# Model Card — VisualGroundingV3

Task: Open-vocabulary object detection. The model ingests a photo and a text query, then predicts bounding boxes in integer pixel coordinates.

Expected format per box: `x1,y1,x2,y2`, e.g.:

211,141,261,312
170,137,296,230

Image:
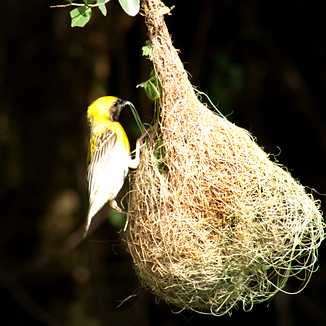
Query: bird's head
87,96,130,126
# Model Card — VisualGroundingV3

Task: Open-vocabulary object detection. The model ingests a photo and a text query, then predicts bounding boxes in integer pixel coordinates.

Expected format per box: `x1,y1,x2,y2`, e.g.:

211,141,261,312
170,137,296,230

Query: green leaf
136,81,147,88
70,7,92,27
137,79,160,101
149,68,156,78
142,40,153,58
137,68,161,101
141,44,151,57
118,0,140,16
84,0,95,4
97,0,107,16
145,80,160,101
99,5,107,16
154,138,166,172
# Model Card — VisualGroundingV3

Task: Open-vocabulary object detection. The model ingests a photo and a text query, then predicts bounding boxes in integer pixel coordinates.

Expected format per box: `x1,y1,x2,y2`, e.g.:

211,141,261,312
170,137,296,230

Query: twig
50,0,111,9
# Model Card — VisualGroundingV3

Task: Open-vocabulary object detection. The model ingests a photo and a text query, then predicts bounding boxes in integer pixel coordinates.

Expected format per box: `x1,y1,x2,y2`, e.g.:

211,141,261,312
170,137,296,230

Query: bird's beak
121,100,131,108
117,100,131,115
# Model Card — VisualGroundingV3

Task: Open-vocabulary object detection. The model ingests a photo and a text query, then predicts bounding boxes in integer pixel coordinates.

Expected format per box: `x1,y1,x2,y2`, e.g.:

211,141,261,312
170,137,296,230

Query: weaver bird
85,96,146,237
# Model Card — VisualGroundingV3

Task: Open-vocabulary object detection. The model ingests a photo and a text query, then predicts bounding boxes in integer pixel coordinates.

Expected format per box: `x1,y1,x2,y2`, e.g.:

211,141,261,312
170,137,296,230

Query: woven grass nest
127,0,325,316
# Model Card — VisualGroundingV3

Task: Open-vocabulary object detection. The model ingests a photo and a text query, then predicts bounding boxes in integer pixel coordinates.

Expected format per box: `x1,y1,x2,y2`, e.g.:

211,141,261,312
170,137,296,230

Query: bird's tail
84,210,94,238
84,200,102,238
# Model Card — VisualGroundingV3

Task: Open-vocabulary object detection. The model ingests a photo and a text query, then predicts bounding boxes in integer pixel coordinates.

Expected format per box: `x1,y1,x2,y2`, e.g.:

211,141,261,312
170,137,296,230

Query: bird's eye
113,102,118,107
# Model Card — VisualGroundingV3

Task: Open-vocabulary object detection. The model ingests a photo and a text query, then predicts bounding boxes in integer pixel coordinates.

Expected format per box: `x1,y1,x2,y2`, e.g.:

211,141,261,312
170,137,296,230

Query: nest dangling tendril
127,0,325,316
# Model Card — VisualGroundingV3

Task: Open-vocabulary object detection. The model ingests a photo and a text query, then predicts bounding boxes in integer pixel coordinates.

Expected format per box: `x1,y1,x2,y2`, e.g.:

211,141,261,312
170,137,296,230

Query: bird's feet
129,128,150,169
137,128,150,152
110,200,128,216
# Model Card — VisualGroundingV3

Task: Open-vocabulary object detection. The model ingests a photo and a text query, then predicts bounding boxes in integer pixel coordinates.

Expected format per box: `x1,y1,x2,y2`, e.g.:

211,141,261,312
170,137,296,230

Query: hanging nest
127,0,325,316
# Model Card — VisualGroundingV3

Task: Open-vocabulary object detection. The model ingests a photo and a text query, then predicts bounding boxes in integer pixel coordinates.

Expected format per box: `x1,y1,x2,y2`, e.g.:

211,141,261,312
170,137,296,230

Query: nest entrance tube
127,0,325,316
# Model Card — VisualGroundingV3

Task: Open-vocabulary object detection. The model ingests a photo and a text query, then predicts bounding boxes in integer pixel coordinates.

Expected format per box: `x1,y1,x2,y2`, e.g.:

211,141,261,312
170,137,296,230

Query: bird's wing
87,129,117,199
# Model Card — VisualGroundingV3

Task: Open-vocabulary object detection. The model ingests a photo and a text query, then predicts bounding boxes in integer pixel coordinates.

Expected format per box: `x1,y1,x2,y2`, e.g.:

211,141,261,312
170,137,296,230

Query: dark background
1,0,326,325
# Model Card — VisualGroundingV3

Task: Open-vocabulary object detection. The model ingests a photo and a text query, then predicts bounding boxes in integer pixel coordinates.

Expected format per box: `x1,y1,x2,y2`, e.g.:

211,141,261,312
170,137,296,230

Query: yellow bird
85,96,145,237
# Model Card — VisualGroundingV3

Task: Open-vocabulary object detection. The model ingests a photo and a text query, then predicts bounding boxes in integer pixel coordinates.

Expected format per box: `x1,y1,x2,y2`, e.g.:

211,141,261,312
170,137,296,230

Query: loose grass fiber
127,0,325,316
